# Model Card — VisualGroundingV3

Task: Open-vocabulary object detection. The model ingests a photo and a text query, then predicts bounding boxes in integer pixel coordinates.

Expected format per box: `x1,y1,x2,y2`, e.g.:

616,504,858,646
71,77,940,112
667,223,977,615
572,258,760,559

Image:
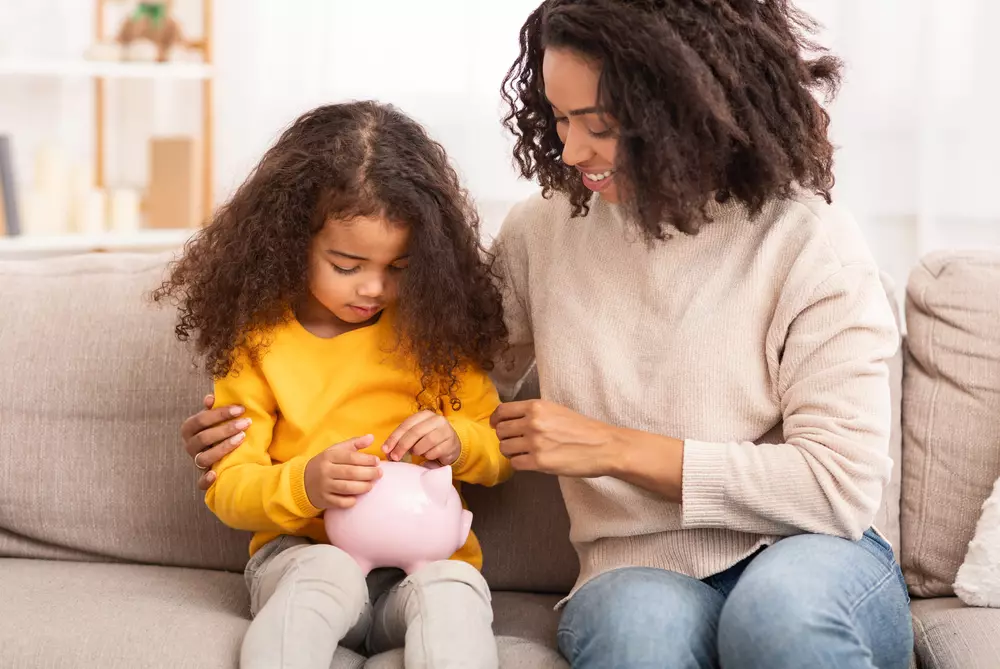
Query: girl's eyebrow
326,250,410,262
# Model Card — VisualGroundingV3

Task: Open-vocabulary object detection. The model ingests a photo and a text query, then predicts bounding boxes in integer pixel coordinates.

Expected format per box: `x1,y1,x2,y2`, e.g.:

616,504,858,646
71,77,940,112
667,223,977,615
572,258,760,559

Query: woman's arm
489,204,537,401
494,264,898,541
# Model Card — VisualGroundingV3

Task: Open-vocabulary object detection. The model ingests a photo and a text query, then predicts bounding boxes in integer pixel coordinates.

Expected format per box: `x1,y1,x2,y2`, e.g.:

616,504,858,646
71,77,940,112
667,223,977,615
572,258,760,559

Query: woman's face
542,47,620,203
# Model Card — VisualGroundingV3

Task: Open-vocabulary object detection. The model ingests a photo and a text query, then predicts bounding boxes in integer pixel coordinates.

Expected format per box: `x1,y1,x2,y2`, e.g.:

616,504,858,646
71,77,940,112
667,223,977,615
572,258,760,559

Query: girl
154,101,510,669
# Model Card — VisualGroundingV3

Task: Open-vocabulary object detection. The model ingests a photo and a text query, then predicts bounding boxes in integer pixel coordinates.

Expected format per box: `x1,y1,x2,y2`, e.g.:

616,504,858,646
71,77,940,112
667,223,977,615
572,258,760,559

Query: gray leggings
242,536,498,669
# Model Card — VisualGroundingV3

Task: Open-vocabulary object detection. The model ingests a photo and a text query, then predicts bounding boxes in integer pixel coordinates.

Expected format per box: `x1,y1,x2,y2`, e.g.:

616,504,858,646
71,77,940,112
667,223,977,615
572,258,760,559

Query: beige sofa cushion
911,597,1000,669
0,253,250,571
0,252,580,592
901,251,1000,597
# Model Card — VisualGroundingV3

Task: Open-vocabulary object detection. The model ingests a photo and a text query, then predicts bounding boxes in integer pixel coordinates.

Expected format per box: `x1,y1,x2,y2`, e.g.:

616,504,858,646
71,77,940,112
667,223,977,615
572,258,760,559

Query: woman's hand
181,394,249,490
489,400,622,477
383,411,463,466
492,400,685,500
304,435,383,510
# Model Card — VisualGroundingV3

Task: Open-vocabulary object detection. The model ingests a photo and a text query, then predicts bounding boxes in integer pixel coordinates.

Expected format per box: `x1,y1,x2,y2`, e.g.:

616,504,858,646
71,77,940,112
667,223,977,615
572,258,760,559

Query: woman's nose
561,124,594,167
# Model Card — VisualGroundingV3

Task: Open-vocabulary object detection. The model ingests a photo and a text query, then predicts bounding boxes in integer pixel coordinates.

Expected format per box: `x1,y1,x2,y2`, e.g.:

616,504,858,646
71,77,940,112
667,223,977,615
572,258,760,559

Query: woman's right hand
304,435,383,510
182,394,250,490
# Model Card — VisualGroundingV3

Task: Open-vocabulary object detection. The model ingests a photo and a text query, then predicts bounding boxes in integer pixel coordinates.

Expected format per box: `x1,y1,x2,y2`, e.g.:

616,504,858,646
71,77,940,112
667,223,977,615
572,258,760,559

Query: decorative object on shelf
109,188,141,233
148,136,201,229
75,188,108,235
0,135,21,236
116,2,186,63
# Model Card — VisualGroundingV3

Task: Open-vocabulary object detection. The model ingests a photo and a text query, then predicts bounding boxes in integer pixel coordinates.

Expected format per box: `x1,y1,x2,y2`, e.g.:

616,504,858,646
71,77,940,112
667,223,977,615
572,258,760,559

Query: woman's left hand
490,400,619,477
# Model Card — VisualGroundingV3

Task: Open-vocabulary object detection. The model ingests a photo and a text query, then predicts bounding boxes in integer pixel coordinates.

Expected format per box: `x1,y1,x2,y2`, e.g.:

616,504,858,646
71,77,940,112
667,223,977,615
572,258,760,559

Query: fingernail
230,432,245,445
230,406,245,417
206,472,216,483
235,418,252,429
382,444,390,453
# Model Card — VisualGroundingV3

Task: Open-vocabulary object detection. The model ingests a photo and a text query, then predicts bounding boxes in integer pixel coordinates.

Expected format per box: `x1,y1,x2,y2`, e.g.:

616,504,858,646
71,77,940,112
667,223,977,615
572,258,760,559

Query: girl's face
542,47,620,203
305,215,410,327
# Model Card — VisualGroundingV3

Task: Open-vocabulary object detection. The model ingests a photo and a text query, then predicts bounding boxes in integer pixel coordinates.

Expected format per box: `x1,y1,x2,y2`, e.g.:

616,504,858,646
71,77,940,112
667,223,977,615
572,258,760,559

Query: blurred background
0,0,997,295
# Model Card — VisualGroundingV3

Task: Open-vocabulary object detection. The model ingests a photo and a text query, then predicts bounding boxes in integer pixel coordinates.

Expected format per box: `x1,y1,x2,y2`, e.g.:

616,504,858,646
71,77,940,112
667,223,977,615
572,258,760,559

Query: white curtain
2,0,997,285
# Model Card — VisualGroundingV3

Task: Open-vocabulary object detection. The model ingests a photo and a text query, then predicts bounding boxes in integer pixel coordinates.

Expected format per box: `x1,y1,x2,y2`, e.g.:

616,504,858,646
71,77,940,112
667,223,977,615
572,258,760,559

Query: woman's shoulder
758,190,880,277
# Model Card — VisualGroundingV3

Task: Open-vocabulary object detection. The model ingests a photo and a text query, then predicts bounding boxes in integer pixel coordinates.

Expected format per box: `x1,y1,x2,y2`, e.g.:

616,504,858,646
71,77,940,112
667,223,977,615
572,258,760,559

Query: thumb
334,434,375,452
203,394,215,410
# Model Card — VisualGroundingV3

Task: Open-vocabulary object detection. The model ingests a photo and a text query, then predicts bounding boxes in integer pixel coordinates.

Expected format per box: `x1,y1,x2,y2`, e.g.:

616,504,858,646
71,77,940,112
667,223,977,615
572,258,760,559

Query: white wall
1,0,998,284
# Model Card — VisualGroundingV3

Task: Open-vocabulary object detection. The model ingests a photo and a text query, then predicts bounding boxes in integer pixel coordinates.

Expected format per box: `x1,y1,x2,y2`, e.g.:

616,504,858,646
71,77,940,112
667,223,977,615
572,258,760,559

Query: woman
180,1,912,667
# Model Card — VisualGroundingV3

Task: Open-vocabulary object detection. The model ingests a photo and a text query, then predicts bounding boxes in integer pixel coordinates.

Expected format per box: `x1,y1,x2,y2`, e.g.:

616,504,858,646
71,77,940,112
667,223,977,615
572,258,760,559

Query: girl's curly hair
153,101,507,406
501,0,842,239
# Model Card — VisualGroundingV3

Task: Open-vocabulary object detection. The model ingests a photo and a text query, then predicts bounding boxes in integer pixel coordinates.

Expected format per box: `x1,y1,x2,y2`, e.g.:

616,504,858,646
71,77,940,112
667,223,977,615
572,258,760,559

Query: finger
495,417,530,440
197,470,216,491
328,478,376,496
490,401,532,429
329,463,383,482
186,417,251,456
498,437,530,459
410,425,452,457
509,453,539,472
334,434,375,452
202,394,215,410
181,404,245,441
194,430,246,466
325,495,358,510
383,412,436,453
422,442,458,465
389,418,440,462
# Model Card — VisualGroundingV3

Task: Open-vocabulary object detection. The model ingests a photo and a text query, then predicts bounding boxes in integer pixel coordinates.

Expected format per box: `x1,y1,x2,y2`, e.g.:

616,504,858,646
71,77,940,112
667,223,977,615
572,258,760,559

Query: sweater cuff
681,439,729,528
447,417,472,473
287,455,323,518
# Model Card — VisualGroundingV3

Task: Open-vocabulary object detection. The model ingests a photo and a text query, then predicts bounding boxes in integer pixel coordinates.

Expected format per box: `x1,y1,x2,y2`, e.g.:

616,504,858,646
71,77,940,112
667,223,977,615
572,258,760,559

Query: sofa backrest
0,252,904,595
900,250,1000,598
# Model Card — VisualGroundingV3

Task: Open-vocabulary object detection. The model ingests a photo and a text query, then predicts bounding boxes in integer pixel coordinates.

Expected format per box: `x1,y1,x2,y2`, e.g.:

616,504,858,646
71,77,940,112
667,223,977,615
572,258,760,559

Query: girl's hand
304,435,383,510
181,394,249,490
489,400,621,477
383,411,463,466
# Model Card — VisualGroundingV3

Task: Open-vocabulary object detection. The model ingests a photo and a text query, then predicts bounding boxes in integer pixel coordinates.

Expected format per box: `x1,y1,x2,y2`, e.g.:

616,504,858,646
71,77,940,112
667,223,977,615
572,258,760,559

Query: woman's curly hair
153,101,506,407
501,0,842,239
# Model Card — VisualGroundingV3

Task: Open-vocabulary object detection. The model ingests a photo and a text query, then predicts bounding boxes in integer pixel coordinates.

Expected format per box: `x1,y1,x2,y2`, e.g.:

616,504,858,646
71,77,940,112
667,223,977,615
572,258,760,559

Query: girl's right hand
304,435,383,510
181,394,250,491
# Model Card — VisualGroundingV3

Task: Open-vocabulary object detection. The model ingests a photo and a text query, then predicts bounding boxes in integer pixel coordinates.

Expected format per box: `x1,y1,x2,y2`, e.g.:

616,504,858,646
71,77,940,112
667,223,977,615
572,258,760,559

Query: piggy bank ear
420,464,453,506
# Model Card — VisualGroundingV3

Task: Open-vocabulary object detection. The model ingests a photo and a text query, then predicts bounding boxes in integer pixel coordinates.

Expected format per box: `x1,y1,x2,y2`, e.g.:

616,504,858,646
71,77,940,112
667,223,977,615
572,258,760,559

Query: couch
0,249,998,668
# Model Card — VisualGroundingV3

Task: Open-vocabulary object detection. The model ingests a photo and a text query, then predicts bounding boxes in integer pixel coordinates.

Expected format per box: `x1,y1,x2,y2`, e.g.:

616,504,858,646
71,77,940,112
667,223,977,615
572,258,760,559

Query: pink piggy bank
323,461,473,575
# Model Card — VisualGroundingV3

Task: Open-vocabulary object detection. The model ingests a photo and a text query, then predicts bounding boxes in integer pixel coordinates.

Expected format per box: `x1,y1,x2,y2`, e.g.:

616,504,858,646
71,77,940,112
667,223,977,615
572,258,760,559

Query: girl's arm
204,360,322,533
443,369,513,488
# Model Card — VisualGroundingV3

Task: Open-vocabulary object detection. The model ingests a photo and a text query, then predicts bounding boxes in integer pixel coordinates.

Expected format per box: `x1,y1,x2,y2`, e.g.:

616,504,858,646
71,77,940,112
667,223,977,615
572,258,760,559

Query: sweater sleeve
680,264,898,540
444,368,513,487
204,359,321,533
490,206,537,401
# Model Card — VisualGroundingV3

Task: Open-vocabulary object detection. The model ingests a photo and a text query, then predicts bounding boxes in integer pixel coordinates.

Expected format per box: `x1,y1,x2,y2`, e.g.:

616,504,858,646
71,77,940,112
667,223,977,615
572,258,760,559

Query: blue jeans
558,529,912,669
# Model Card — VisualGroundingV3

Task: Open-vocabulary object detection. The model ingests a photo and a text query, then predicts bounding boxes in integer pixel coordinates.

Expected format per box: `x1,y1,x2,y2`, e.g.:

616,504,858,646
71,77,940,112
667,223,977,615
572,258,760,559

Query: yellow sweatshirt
206,310,511,569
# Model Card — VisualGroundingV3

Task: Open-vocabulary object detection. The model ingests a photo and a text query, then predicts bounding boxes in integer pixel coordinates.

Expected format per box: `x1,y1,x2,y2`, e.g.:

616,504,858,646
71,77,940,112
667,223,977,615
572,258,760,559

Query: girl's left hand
384,411,463,465
490,400,619,477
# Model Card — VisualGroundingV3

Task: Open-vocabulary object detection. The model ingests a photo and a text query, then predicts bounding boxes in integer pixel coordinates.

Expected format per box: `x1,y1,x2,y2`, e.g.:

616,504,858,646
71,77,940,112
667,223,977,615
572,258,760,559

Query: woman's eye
588,127,615,139
332,264,359,275
388,265,408,273
554,116,569,125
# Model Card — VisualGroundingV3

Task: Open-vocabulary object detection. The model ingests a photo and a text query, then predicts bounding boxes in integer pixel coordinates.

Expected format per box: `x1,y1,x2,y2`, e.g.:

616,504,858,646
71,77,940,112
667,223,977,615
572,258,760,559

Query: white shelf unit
0,59,213,81
0,229,196,260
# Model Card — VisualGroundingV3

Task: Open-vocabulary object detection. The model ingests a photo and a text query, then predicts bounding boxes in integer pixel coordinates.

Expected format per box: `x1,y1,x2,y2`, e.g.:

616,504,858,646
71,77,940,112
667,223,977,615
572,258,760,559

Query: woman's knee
718,534,913,669
558,568,723,668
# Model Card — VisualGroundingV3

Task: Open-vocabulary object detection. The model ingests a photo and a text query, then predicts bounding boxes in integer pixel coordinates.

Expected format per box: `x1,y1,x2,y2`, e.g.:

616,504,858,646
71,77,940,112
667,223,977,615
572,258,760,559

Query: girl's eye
554,116,569,125
332,264,359,275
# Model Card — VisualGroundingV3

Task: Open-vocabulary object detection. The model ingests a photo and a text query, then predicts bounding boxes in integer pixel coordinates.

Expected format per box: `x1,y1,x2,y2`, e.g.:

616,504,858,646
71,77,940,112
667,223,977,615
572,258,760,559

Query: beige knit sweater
491,191,899,598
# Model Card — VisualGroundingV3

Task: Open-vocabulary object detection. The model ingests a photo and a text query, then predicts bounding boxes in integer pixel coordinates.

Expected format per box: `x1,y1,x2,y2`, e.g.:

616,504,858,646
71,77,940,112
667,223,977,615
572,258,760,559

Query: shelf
0,59,213,81
0,229,197,259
